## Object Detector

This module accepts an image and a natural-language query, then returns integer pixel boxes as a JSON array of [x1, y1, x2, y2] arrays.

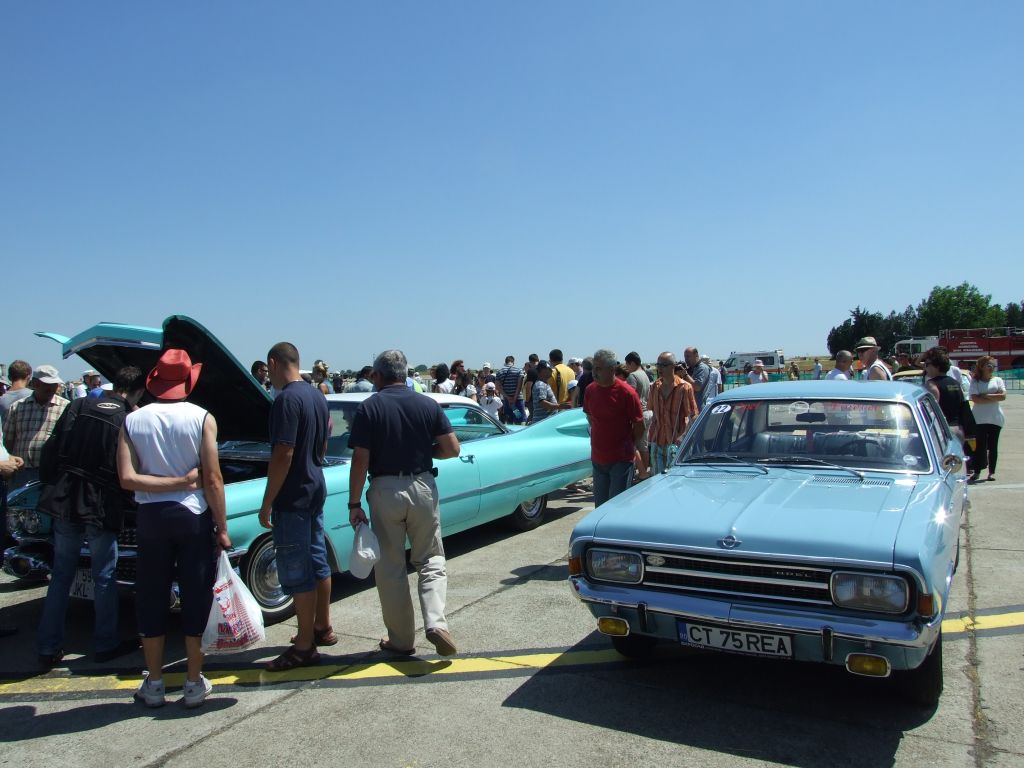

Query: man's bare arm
[[117, 427, 200, 492]]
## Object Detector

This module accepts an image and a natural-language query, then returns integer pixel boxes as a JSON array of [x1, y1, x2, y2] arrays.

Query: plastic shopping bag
[[201, 551, 266, 654], [349, 522, 380, 579]]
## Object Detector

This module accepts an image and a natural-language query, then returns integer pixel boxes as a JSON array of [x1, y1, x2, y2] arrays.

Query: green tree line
[[826, 283, 1023, 356]]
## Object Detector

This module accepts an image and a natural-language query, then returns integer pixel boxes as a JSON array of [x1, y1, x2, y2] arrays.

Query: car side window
[[919, 397, 949, 454], [444, 405, 504, 443]]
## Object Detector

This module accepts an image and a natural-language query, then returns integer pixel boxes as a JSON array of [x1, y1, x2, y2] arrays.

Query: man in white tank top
[[854, 336, 892, 381], [118, 348, 230, 708]]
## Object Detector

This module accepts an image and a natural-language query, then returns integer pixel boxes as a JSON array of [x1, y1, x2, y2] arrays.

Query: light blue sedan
[[5, 316, 592, 622], [568, 381, 967, 706]]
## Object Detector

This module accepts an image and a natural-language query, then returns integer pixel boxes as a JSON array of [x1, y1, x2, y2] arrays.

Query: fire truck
[[938, 327, 1024, 370]]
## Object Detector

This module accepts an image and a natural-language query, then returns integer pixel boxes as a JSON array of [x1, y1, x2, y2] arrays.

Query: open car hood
[[38, 315, 271, 442]]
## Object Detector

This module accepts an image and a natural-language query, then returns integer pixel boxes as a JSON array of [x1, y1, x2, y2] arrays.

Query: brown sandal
[[378, 638, 415, 656], [265, 645, 321, 672], [289, 626, 338, 646]]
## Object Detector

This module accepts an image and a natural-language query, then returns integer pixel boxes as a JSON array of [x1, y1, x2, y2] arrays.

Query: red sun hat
[[146, 348, 203, 400]]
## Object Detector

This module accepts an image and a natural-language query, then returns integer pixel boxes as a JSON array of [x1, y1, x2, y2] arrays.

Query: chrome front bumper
[[569, 576, 941, 650]]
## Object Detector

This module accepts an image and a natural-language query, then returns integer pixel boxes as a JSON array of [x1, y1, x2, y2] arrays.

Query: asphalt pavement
[[0, 398, 1021, 767]]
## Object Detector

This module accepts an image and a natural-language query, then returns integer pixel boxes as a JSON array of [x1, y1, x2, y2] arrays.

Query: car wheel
[[508, 495, 548, 531], [898, 631, 943, 707], [241, 535, 295, 624], [611, 633, 659, 658]]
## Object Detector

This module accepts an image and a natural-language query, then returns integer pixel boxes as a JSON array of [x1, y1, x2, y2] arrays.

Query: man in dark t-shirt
[[348, 349, 461, 657], [260, 342, 332, 671]]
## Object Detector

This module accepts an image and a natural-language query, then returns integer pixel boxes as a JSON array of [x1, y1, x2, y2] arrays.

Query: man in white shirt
[[855, 337, 892, 380], [825, 350, 854, 380]]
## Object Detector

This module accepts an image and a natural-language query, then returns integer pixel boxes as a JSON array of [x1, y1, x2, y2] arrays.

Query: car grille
[[640, 551, 833, 606]]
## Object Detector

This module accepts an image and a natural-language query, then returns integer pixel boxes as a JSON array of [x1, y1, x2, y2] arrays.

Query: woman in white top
[[747, 361, 768, 385], [969, 355, 1006, 482], [432, 363, 455, 394], [454, 369, 477, 402]]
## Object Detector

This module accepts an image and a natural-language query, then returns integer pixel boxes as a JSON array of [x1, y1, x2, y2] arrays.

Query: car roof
[[714, 380, 924, 401], [325, 392, 481, 407]]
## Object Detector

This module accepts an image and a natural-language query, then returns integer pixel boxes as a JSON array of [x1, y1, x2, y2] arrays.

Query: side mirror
[[940, 454, 963, 474]]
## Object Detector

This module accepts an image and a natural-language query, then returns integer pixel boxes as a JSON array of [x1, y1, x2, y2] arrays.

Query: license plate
[[678, 621, 792, 658], [71, 569, 95, 600]]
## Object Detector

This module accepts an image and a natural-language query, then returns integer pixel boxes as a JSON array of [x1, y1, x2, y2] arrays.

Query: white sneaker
[[182, 674, 213, 708], [133, 673, 166, 708]]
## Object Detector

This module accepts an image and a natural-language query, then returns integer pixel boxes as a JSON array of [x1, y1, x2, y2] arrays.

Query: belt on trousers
[[370, 467, 437, 479]]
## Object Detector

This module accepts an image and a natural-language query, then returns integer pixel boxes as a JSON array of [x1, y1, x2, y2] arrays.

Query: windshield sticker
[[788, 401, 810, 414], [710, 404, 732, 415], [902, 455, 920, 466], [825, 402, 886, 412]]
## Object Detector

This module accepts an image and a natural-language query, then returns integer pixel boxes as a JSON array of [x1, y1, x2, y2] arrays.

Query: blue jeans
[[272, 506, 331, 595], [650, 443, 678, 474], [592, 461, 634, 508], [502, 398, 526, 424], [37, 518, 119, 654]]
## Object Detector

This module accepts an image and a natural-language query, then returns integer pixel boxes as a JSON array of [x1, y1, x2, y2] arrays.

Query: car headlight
[[831, 572, 909, 613], [587, 549, 643, 584]]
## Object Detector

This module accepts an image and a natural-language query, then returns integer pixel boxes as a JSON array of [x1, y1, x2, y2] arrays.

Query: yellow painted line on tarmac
[[0, 614, 1019, 698], [941, 611, 1024, 634]]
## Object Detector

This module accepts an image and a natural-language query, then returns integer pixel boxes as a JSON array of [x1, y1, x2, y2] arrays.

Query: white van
[[723, 350, 785, 375]]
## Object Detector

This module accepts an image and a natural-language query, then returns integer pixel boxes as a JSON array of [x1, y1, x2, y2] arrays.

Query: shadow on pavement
[[0, 698, 238, 741], [503, 633, 935, 768], [500, 563, 569, 586]]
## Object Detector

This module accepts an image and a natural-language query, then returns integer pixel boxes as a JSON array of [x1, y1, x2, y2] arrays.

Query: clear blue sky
[[2, 2, 1021, 378]]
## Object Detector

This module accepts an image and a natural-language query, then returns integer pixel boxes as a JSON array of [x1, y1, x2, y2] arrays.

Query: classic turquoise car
[[5, 316, 592, 622], [568, 381, 967, 706]]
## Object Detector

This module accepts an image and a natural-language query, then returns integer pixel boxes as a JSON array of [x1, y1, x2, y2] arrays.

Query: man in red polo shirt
[[583, 349, 644, 507]]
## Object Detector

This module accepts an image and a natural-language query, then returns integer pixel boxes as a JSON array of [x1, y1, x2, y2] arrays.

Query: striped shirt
[[3, 393, 69, 468], [495, 365, 524, 399], [649, 377, 697, 447]]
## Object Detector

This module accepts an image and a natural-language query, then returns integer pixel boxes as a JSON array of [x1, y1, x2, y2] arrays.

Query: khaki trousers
[[367, 473, 448, 650]]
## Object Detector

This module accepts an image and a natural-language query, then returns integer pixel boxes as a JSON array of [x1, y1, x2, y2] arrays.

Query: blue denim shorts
[[271, 507, 331, 595]]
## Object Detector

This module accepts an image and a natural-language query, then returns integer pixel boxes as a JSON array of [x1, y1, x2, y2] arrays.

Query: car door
[[433, 404, 489, 531]]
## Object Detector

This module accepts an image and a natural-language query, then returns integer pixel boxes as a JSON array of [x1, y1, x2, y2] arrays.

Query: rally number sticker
[[710, 404, 732, 415]]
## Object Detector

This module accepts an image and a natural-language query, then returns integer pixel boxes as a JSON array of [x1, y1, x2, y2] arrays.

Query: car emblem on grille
[[719, 535, 741, 549], [646, 555, 666, 567]]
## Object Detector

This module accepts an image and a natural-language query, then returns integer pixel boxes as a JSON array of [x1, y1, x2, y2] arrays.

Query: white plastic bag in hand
[[349, 522, 380, 579], [201, 551, 266, 654]]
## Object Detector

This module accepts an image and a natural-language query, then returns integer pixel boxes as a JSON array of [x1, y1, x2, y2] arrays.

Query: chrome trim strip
[[641, 551, 831, 574], [643, 579, 833, 605], [592, 539, 893, 570], [644, 566, 831, 590]]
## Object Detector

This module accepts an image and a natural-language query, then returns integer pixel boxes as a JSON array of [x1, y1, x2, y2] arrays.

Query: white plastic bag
[[349, 522, 380, 579], [201, 551, 266, 654]]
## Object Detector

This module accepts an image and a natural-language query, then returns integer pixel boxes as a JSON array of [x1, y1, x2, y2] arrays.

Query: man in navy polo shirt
[[348, 350, 461, 657], [259, 342, 332, 671]]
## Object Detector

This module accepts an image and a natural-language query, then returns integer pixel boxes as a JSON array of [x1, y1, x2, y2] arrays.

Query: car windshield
[[678, 398, 930, 473], [219, 401, 361, 460]]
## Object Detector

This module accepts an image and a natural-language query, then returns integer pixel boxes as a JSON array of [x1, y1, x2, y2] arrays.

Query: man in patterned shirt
[[648, 352, 698, 474], [3, 364, 69, 489]]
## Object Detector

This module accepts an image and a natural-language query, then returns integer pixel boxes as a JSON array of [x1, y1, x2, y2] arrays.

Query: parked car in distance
[[568, 381, 968, 707], [4, 316, 593, 622]]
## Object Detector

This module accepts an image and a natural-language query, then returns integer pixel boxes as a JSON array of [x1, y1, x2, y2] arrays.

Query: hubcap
[[248, 543, 288, 609], [519, 497, 543, 519]]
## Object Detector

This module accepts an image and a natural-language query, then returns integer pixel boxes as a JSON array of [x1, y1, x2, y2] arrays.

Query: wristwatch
[[348, 502, 362, 509]]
